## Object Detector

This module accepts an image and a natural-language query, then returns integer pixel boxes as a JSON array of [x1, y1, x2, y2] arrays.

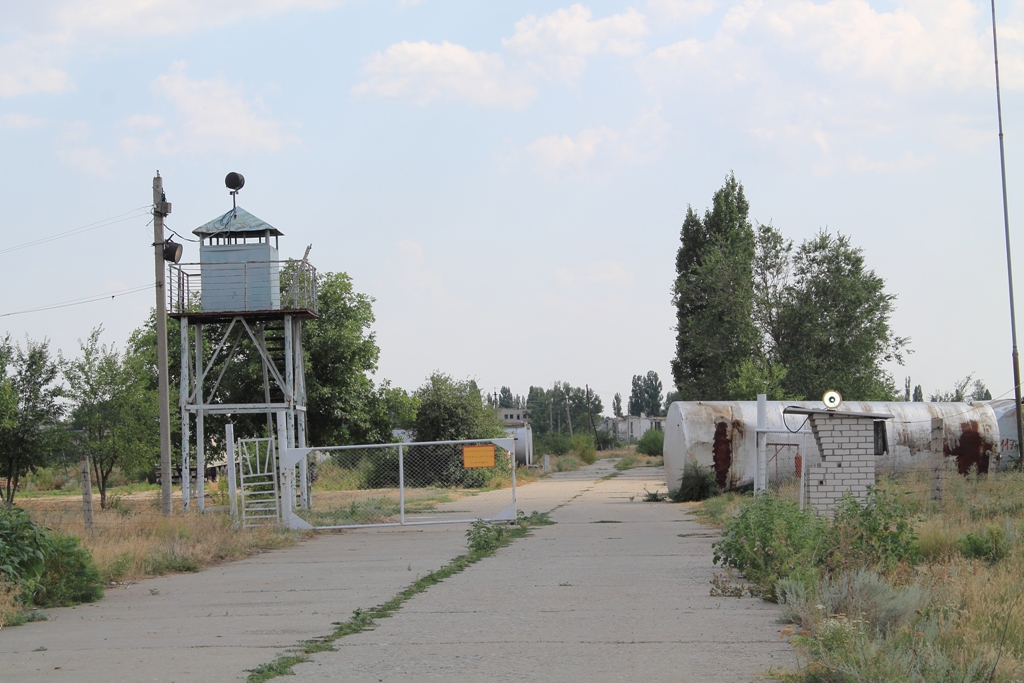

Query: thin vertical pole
[[510, 440, 517, 519], [195, 323, 205, 510], [226, 423, 237, 523], [80, 456, 94, 533], [293, 318, 308, 509], [398, 444, 405, 525], [260, 323, 273, 438], [756, 394, 767, 493], [153, 173, 173, 516], [276, 411, 293, 527], [179, 316, 190, 513], [991, 0, 1024, 462]]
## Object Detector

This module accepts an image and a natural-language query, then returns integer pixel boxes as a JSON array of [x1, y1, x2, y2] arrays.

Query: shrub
[[538, 432, 571, 456], [636, 429, 664, 456], [570, 433, 596, 464], [823, 487, 918, 573], [713, 494, 828, 601], [816, 569, 926, 635], [554, 455, 580, 472], [0, 505, 50, 586], [956, 524, 1008, 563], [672, 460, 718, 502], [594, 428, 619, 451], [34, 534, 103, 607]]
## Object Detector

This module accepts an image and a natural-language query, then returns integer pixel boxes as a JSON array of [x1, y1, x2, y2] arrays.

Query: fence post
[[755, 394, 767, 493], [225, 423, 237, 523], [80, 455, 94, 533], [930, 417, 944, 503], [398, 444, 405, 525], [543, 454, 550, 473]]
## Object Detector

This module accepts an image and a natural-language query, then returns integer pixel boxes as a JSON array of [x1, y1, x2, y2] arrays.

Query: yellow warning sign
[[463, 444, 495, 469]]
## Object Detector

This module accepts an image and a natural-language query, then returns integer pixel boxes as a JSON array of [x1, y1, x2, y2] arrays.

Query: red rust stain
[[795, 453, 803, 478], [712, 422, 732, 489], [944, 420, 993, 475]]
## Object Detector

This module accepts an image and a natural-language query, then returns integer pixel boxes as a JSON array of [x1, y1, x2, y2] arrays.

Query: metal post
[[195, 323, 205, 511], [510, 441, 517, 519], [398, 444, 405, 525], [755, 394, 767, 493], [799, 433, 806, 512], [991, 0, 1024, 463], [276, 411, 294, 528], [292, 318, 308, 509], [283, 315, 297, 507], [80, 456, 94, 533], [179, 316, 190, 514], [153, 173, 174, 516], [225, 423, 238, 522]]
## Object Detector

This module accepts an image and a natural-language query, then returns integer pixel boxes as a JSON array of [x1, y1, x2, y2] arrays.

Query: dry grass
[[18, 494, 301, 584], [614, 453, 664, 471], [0, 580, 22, 628]]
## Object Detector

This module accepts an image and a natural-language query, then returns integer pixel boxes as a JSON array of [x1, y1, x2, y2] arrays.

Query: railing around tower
[[168, 260, 318, 315]]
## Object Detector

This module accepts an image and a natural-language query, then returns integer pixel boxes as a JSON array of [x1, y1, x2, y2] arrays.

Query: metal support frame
[[178, 312, 307, 512]]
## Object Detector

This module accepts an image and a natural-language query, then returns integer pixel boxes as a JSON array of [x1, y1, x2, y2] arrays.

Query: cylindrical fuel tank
[[663, 400, 1019, 493], [505, 424, 533, 466]]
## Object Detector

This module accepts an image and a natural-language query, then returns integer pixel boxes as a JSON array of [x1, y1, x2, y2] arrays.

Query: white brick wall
[[806, 413, 877, 515]]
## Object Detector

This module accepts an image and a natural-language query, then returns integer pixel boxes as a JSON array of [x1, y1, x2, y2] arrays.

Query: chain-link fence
[[294, 439, 517, 530]]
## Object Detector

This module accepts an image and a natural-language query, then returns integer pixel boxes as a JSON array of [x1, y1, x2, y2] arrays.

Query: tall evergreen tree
[[671, 173, 758, 400]]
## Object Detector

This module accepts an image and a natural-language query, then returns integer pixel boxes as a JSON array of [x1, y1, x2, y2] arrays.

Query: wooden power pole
[[153, 173, 174, 515]]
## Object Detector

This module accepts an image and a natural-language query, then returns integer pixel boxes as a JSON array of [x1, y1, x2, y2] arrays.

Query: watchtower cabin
[[168, 205, 318, 512]]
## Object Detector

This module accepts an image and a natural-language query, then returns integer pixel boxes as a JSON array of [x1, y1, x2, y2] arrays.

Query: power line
[[0, 205, 153, 256], [0, 284, 153, 318]]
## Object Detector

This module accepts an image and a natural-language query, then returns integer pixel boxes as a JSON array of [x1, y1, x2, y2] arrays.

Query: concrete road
[[1, 462, 794, 682], [292, 467, 794, 683], [0, 463, 610, 682]]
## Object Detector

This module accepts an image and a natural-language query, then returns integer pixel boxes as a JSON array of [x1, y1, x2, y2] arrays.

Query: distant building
[[599, 414, 665, 443], [496, 408, 529, 425]]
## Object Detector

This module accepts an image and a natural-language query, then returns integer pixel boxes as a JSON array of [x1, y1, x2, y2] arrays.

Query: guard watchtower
[[168, 173, 317, 512]]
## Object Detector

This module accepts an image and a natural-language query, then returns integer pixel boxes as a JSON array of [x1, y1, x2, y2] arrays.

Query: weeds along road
[[1, 462, 794, 682]]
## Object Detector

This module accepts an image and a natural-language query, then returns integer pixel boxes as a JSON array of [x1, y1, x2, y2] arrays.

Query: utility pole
[[990, 1, 1024, 462], [153, 173, 174, 515]]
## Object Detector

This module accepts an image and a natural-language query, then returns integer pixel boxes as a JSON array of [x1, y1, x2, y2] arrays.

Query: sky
[[2, 0, 1024, 413]]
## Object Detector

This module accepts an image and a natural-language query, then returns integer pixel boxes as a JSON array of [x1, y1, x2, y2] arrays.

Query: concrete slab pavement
[[291, 467, 795, 682], [0, 462, 608, 682]]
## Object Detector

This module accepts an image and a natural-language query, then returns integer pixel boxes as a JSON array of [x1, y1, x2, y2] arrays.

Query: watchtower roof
[[193, 207, 283, 238]]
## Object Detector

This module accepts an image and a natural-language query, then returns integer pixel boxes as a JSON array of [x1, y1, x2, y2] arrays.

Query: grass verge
[[245, 510, 555, 683], [614, 454, 663, 471]]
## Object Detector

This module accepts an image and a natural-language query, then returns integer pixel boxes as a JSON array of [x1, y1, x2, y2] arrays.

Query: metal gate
[[290, 438, 517, 530], [236, 437, 281, 528]]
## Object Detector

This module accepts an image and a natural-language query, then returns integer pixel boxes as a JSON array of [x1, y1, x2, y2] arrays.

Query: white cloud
[[848, 150, 934, 174], [0, 113, 45, 129], [503, 4, 647, 81], [646, 0, 718, 24], [352, 41, 536, 108], [151, 62, 298, 153], [57, 146, 114, 176], [527, 107, 672, 172], [0, 1, 343, 98], [556, 261, 635, 288], [529, 126, 620, 170]]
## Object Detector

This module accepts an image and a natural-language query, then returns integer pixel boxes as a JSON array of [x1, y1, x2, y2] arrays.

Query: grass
[[700, 470, 1024, 682], [17, 495, 301, 585], [245, 511, 555, 682], [554, 455, 581, 472], [614, 454, 664, 471]]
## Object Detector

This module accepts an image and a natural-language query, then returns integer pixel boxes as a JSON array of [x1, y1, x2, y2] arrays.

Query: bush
[[0, 505, 50, 586], [34, 535, 103, 607], [538, 432, 571, 456], [554, 455, 581, 472], [956, 524, 1009, 563], [824, 487, 918, 573], [570, 433, 596, 464], [672, 460, 719, 502], [594, 428, 619, 451], [713, 494, 828, 600], [636, 429, 664, 456]]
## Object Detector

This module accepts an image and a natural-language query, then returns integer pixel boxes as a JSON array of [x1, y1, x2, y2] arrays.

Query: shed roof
[[193, 207, 283, 238]]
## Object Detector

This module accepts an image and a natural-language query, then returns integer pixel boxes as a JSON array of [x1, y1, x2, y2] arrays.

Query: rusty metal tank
[[663, 399, 1020, 493]]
